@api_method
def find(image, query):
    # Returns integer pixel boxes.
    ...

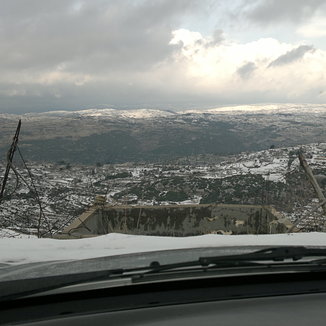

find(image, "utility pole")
[288,151,326,233]
[0,120,21,202]
[298,151,326,216]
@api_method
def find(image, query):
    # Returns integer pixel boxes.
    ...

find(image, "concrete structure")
[57,202,293,238]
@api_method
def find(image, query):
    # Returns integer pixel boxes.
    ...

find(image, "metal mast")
[298,151,326,216]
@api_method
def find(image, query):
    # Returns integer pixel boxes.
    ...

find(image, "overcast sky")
[1,0,326,113]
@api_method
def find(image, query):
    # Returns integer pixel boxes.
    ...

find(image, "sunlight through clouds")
[168,28,326,102]
[1,0,326,112]
[297,18,326,38]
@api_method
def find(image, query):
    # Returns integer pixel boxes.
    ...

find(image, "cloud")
[236,62,257,79]
[297,18,326,38]
[0,0,205,112]
[168,30,326,104]
[241,0,326,25]
[0,0,196,73]
[268,45,315,67]
[205,29,224,47]
[0,1,326,113]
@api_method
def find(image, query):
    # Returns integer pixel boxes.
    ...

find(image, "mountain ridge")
[1,103,326,120]
[0,103,325,164]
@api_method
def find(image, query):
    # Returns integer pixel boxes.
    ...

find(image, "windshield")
[0,0,326,282]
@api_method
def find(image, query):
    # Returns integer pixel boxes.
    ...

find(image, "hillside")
[1,142,325,236]
[0,104,325,164]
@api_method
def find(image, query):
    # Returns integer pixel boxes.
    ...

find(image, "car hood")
[0,246,273,282]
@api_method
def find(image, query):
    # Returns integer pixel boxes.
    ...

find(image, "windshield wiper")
[146,246,326,273]
[1,246,326,302]
[200,246,326,265]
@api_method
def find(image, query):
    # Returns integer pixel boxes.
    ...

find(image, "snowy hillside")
[35,103,326,118]
[181,103,326,115]
[0,141,325,238]
[1,103,325,121]
[40,108,176,119]
[0,102,325,165]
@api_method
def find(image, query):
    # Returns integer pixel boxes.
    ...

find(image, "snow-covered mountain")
[39,108,176,119]
[1,103,326,121]
[0,103,325,164]
[181,103,326,115]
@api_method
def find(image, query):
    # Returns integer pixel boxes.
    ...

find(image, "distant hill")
[0,104,325,164]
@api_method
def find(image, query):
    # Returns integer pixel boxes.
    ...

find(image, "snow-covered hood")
[1,232,326,268]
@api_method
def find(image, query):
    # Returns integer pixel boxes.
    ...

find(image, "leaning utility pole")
[298,151,326,216]
[0,120,21,202]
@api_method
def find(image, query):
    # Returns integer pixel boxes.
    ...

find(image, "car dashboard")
[2,269,326,325]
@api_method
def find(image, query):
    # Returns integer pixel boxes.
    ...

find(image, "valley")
[1,141,325,237]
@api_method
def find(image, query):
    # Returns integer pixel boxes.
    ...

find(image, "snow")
[0,108,176,121]
[2,103,324,122]
[1,232,326,265]
[181,103,326,115]
[37,108,175,119]
[0,229,36,239]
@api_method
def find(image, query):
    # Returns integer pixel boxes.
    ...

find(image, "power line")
[0,119,52,238]
[16,146,52,238]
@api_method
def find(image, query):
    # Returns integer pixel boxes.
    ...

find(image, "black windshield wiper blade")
[2,246,326,302]
[199,246,326,265]
[147,246,326,273]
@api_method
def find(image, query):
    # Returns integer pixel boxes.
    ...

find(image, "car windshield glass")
[0,0,326,288]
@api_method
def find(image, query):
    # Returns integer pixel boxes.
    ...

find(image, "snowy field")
[1,231,326,265]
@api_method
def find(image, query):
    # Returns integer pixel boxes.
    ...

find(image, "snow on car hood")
[1,232,326,266]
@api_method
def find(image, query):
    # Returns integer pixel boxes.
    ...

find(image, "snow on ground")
[181,104,326,115]
[1,232,326,265]
[0,229,37,239]
[34,108,175,119]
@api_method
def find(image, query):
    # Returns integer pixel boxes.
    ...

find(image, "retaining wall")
[59,203,292,238]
